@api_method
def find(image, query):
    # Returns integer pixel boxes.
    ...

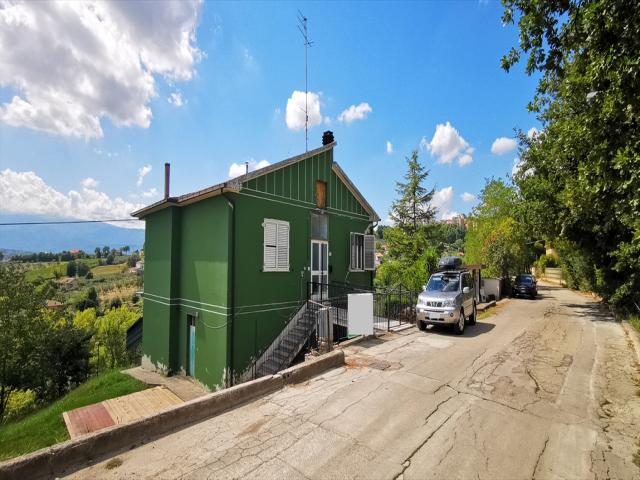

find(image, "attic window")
[316,180,327,209]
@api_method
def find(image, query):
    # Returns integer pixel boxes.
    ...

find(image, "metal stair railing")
[239,300,329,382]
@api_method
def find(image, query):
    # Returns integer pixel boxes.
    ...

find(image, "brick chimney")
[322,130,334,146]
[164,163,170,199]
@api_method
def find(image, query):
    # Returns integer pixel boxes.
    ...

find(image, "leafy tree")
[76,262,90,277]
[127,252,140,268]
[102,246,110,257]
[121,246,130,254]
[465,179,535,278]
[66,260,77,277]
[105,253,115,265]
[94,247,102,259]
[0,264,49,420]
[95,306,138,369]
[502,0,640,307]
[36,319,91,401]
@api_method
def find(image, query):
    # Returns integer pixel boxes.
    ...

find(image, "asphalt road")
[68,284,640,479]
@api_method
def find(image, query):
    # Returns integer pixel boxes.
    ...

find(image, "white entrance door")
[311,240,328,300]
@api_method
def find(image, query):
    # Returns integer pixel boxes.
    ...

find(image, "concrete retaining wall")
[0,350,345,480]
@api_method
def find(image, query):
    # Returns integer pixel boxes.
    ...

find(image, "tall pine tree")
[376,151,439,291]
[389,150,436,234]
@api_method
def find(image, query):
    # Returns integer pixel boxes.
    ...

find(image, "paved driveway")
[68,285,640,479]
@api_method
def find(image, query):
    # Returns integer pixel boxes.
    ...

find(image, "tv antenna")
[297,10,313,152]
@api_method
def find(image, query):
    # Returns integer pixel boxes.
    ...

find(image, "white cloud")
[0,1,202,138]
[168,92,185,107]
[93,148,118,158]
[421,122,474,167]
[527,127,539,139]
[386,141,393,154]
[461,192,476,202]
[0,169,144,228]
[440,210,460,221]
[430,186,455,219]
[338,102,372,124]
[285,90,322,131]
[137,164,152,187]
[141,188,158,198]
[491,137,518,155]
[228,158,270,178]
[458,154,473,167]
[81,177,99,189]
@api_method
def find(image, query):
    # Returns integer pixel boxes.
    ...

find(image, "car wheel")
[453,308,465,335]
[417,320,426,331]
[469,302,477,325]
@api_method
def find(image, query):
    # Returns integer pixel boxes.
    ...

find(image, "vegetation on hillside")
[0,264,141,423]
[0,371,146,461]
[501,0,640,310]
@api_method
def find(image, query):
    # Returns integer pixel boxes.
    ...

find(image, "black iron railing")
[307,281,420,333]
[239,298,333,383]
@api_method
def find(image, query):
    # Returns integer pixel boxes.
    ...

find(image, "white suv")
[415,269,476,335]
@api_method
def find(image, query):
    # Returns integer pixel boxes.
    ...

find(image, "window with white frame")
[350,232,375,271]
[263,219,290,272]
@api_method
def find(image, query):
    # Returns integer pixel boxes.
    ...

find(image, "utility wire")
[0,219,140,226]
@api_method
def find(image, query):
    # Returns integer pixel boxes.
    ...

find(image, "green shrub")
[3,390,36,423]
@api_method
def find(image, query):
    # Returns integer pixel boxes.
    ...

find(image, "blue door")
[187,316,196,376]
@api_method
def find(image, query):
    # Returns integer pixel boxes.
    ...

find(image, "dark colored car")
[512,274,537,299]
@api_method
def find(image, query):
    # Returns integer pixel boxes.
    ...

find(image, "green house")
[132,133,380,390]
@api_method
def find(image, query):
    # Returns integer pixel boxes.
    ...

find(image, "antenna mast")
[297,11,313,152]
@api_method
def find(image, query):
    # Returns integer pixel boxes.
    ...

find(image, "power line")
[0,219,140,226]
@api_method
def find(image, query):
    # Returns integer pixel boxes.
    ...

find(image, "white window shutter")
[350,233,357,270]
[263,221,277,270]
[276,223,289,270]
[364,235,375,271]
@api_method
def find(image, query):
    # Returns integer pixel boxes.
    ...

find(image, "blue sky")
[0,1,539,226]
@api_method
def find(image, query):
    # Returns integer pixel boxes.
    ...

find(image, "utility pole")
[297,11,313,152]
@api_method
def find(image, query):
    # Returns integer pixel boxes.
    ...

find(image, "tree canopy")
[503,0,640,307]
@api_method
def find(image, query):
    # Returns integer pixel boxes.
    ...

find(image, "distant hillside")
[0,214,144,253]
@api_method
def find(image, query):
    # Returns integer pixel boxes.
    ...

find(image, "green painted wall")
[142,207,181,374]
[229,149,373,375]
[142,147,375,386]
[143,197,231,390]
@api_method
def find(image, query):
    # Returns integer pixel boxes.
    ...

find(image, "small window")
[263,219,289,272]
[311,212,328,240]
[316,180,327,209]
[350,232,375,271]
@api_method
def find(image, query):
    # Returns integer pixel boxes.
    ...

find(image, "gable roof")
[132,142,380,221]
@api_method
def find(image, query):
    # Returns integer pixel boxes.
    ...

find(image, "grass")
[476,302,506,321]
[23,262,67,282]
[629,315,640,333]
[0,370,147,461]
[91,264,128,277]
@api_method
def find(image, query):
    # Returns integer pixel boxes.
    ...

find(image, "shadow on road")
[426,321,496,338]
[560,302,614,321]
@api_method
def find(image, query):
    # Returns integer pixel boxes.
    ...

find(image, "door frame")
[187,315,196,376]
[310,239,329,300]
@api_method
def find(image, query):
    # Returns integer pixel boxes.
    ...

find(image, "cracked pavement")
[67,284,640,479]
